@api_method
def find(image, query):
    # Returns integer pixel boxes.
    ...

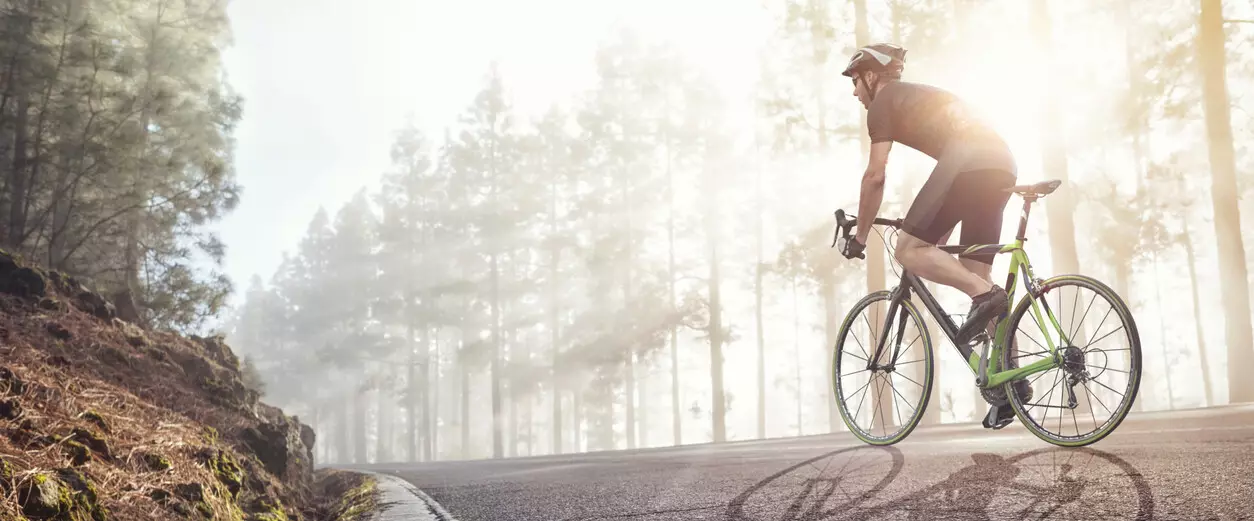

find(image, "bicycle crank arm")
[974,334,992,388]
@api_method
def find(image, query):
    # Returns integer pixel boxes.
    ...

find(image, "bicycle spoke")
[1084,381,1114,416]
[888,374,905,428]
[1069,291,1099,346]
[892,370,924,389]
[889,334,920,366]
[851,331,871,363]
[844,351,869,363]
[841,368,871,377]
[1082,325,1125,351]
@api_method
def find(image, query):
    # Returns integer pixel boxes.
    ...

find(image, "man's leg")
[959,257,999,339]
[894,234,992,298]
[898,169,1010,344]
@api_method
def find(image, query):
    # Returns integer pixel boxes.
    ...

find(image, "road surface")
[348,405,1254,520]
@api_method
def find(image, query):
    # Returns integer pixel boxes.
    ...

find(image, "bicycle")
[828,179,1142,447]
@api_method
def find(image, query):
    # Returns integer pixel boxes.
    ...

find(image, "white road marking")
[366,471,460,521]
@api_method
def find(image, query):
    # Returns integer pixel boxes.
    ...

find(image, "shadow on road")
[727,446,1153,521]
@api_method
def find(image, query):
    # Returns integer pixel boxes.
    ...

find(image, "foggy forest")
[3,0,1252,467]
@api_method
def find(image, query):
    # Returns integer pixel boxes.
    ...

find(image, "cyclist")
[837,43,1016,349]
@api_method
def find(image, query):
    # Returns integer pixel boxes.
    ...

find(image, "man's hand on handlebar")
[832,209,867,260]
[840,235,866,259]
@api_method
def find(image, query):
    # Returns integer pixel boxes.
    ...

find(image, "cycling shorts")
[902,149,1016,265]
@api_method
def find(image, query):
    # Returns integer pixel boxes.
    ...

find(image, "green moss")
[0,457,13,494]
[78,410,111,434]
[141,452,172,472]
[63,440,91,466]
[203,449,244,499]
[332,476,378,521]
[203,426,220,445]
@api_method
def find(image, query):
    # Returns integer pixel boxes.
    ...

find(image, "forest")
[2,0,1250,464]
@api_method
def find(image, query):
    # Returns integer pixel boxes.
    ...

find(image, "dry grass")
[0,261,314,520]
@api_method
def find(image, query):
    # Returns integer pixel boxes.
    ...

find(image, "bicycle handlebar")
[831,209,904,254]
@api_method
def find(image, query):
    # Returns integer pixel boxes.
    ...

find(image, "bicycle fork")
[866,288,911,373]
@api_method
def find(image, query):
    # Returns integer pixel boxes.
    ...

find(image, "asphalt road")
[353,405,1254,520]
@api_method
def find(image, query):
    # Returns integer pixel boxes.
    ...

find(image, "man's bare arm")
[856,141,892,243]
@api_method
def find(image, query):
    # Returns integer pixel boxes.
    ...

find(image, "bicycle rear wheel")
[833,290,934,445]
[1003,275,1142,447]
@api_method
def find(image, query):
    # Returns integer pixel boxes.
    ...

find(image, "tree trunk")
[490,253,504,457]
[354,387,368,464]
[550,177,563,453]
[430,328,440,460]
[755,158,767,440]
[507,328,518,458]
[793,275,803,436]
[8,96,29,249]
[1152,251,1175,409]
[375,367,390,463]
[920,284,943,425]
[460,344,471,459]
[1182,221,1214,406]
[572,388,583,452]
[336,396,350,464]
[622,177,637,450]
[668,147,682,446]
[706,160,726,443]
[420,325,432,461]
[1198,0,1254,404]
[708,228,726,443]
[407,317,418,461]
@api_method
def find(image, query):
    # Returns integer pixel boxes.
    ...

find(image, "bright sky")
[213,0,768,299]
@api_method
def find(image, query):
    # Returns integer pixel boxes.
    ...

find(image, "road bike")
[829,179,1142,447]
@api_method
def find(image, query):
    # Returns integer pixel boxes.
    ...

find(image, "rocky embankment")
[0,251,374,520]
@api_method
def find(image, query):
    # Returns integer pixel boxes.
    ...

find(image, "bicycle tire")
[833,290,934,446]
[1003,274,1142,447]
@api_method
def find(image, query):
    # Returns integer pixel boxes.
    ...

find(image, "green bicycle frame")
[866,195,1073,390]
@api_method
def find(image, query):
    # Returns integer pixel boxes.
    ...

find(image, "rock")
[64,440,91,466]
[72,288,116,321]
[0,366,25,396]
[108,289,142,325]
[0,266,47,298]
[70,427,111,460]
[192,334,240,371]
[239,412,313,486]
[110,318,148,346]
[18,472,68,519]
[55,468,108,521]
[78,410,111,434]
[38,297,65,311]
[198,448,243,499]
[140,451,172,472]
[0,398,22,420]
[45,321,72,340]
[174,482,205,503]
[298,421,316,464]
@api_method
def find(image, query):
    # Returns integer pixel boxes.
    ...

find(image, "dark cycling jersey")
[867,81,1016,175]
[868,80,1018,262]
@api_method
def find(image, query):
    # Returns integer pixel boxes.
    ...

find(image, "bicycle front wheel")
[1003,274,1142,447]
[833,290,934,446]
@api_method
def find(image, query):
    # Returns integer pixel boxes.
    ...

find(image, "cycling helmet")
[841,43,907,79]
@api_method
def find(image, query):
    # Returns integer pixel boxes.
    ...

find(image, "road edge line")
[362,471,460,521]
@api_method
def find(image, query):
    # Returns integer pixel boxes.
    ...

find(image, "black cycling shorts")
[902,168,1016,265]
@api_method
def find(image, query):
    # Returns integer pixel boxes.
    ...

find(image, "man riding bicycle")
[837,43,1015,351]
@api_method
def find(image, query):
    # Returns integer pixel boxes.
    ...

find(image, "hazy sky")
[212,0,766,303]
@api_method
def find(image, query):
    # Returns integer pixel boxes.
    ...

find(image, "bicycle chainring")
[980,379,1034,407]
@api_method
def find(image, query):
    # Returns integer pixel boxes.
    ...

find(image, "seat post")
[1016,196,1036,241]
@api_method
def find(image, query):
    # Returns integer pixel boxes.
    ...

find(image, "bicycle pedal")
[981,405,1015,430]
